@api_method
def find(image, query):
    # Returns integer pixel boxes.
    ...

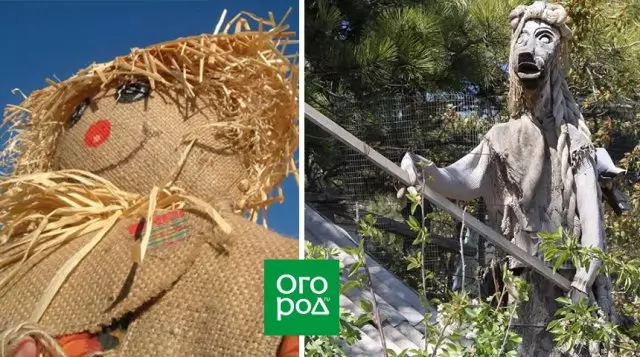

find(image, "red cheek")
[84,119,111,148]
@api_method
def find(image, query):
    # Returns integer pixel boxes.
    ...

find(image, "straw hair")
[1,9,299,219]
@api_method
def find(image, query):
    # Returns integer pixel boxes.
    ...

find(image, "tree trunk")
[514,270,617,357]
[515,269,569,357]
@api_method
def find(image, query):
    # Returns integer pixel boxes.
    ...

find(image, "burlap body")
[114,213,298,357]
[0,211,297,356]
[0,209,206,335]
[32,66,298,357]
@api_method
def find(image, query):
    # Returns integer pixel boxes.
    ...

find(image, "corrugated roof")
[305,204,434,356]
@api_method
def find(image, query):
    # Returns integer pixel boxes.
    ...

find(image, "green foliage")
[306,0,518,99]
[538,226,583,272]
[604,147,640,334]
[304,335,347,357]
[304,240,373,356]
[537,228,640,354]
[308,193,640,356]
[356,195,528,356]
[359,194,451,296]
[538,228,640,296]
[547,296,629,354]
[383,268,528,357]
[561,0,640,105]
[305,242,373,357]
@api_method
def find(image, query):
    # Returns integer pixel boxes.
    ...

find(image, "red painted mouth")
[84,119,111,148]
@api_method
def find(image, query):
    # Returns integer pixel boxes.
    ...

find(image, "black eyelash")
[115,80,152,103]
[68,98,90,128]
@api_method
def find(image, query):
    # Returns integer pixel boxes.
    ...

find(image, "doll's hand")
[10,333,102,357]
[400,152,420,186]
[397,152,423,199]
[10,337,37,357]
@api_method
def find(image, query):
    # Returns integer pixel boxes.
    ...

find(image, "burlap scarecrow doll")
[0,10,299,357]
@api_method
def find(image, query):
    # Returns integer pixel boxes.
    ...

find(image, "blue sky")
[0,1,299,238]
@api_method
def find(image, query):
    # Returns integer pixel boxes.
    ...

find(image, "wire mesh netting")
[306,94,503,299]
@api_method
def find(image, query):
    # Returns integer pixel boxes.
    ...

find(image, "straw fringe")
[31,212,122,323]
[135,187,159,265]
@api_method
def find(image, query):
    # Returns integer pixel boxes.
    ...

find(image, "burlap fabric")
[0,209,207,335]
[113,212,297,357]
[55,86,246,207]
[0,210,297,356]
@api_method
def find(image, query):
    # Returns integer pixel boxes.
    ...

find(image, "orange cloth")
[277,336,299,357]
[53,333,298,357]
[56,333,102,357]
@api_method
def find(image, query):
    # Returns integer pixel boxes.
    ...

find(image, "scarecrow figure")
[0,10,298,357]
[400,2,619,355]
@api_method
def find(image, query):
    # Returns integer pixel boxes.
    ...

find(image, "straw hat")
[0,9,298,356]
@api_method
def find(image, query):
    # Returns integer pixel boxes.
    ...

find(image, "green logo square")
[264,259,340,336]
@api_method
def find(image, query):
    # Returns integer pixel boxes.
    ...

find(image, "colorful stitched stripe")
[127,210,191,250]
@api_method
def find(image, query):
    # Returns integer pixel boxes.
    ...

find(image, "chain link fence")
[306,94,504,299]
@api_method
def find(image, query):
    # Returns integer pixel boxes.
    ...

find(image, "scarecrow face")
[55,79,246,204]
[513,20,561,90]
[58,81,157,173]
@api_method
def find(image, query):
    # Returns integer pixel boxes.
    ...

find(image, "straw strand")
[31,211,122,323]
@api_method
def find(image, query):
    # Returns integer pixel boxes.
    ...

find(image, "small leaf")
[353,314,373,327]
[407,215,420,232]
[342,247,359,255]
[341,280,360,293]
[410,200,419,215]
[360,299,373,313]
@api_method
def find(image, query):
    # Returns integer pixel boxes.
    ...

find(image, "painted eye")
[68,98,90,128]
[115,80,151,103]
[538,32,553,44]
